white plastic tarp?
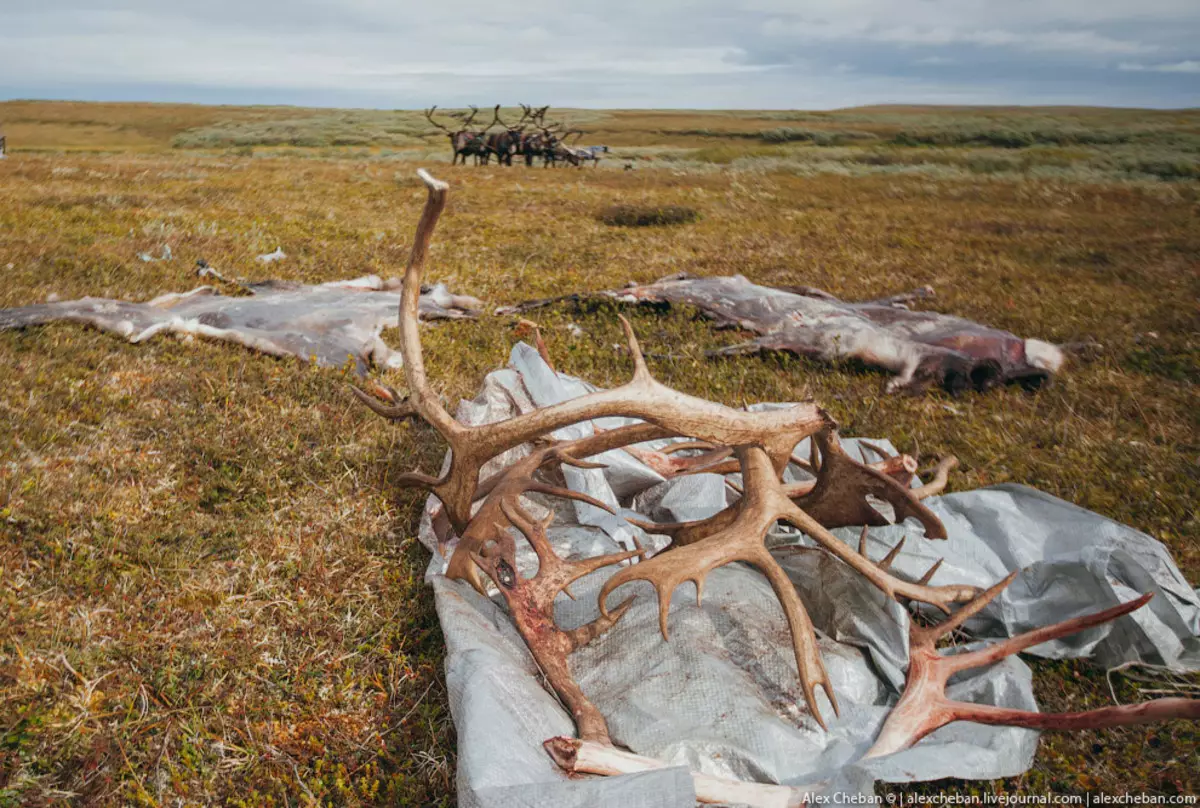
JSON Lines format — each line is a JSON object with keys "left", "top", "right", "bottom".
{"left": 418, "top": 343, "right": 1200, "bottom": 806}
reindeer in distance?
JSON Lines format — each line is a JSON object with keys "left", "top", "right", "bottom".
{"left": 424, "top": 105, "right": 490, "bottom": 166}
{"left": 481, "top": 105, "right": 536, "bottom": 166}
{"left": 521, "top": 105, "right": 605, "bottom": 168}
{"left": 424, "top": 104, "right": 605, "bottom": 168}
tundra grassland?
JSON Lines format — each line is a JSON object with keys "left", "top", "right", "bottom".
{"left": 0, "top": 101, "right": 1198, "bottom": 805}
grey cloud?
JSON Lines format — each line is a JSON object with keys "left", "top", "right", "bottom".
{"left": 1120, "top": 60, "right": 1200, "bottom": 73}
{"left": 1, "top": 1, "right": 1197, "bottom": 108}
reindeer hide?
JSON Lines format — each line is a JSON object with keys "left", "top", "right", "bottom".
{"left": 501, "top": 274, "right": 1064, "bottom": 393}
{"left": 0, "top": 275, "right": 482, "bottom": 374}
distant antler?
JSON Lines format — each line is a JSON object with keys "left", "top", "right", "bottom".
{"left": 482, "top": 104, "right": 502, "bottom": 132}
{"left": 865, "top": 577, "right": 1200, "bottom": 758}
{"left": 423, "top": 106, "right": 453, "bottom": 133}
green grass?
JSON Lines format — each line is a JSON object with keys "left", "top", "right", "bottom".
{"left": 0, "top": 101, "right": 1198, "bottom": 804}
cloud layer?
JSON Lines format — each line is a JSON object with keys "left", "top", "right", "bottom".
{"left": 2, "top": 1, "right": 1197, "bottom": 108}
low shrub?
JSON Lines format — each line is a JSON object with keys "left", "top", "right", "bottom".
{"left": 760, "top": 127, "right": 877, "bottom": 146}
{"left": 597, "top": 204, "right": 700, "bottom": 227}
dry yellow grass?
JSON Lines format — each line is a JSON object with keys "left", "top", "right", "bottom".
{"left": 0, "top": 101, "right": 1197, "bottom": 805}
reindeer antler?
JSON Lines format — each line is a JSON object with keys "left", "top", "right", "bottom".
{"left": 603, "top": 444, "right": 977, "bottom": 729}
{"left": 481, "top": 104, "right": 502, "bottom": 132}
{"left": 423, "top": 106, "right": 453, "bottom": 133}
{"left": 460, "top": 444, "right": 645, "bottom": 744}
{"left": 352, "top": 171, "right": 1195, "bottom": 775}
{"left": 631, "top": 426, "right": 952, "bottom": 552}
{"left": 352, "top": 173, "right": 827, "bottom": 532}
{"left": 865, "top": 577, "right": 1200, "bottom": 758}
{"left": 791, "top": 427, "right": 947, "bottom": 538}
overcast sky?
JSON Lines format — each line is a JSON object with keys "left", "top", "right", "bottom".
{"left": 2, "top": 1, "right": 1197, "bottom": 109}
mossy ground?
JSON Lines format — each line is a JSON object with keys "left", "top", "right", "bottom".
{"left": 1, "top": 102, "right": 1197, "bottom": 804}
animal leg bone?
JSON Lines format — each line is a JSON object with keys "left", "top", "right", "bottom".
{"left": 544, "top": 736, "right": 821, "bottom": 807}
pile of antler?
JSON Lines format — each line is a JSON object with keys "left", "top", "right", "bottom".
{"left": 356, "top": 171, "right": 1198, "bottom": 803}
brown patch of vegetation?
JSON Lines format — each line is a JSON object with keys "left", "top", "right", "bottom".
{"left": 597, "top": 203, "right": 700, "bottom": 227}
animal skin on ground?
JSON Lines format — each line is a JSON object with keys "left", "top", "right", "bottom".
{"left": 500, "top": 273, "right": 1065, "bottom": 393}
{"left": 0, "top": 272, "right": 483, "bottom": 374}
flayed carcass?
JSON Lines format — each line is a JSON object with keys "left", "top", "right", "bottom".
{"left": 354, "top": 170, "right": 1198, "bottom": 804}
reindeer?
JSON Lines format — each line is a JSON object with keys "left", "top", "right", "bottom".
{"left": 544, "top": 127, "right": 588, "bottom": 168}
{"left": 482, "top": 105, "right": 529, "bottom": 167}
{"left": 517, "top": 105, "right": 571, "bottom": 168}
{"left": 514, "top": 105, "right": 552, "bottom": 167}
{"left": 424, "top": 106, "right": 487, "bottom": 166}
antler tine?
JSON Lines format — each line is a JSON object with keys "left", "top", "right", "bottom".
{"left": 601, "top": 446, "right": 840, "bottom": 729}
{"left": 492, "top": 103, "right": 516, "bottom": 130}
{"left": 782, "top": 502, "right": 977, "bottom": 612}
{"left": 499, "top": 496, "right": 558, "bottom": 567}
{"left": 423, "top": 106, "right": 453, "bottom": 133}
{"left": 912, "top": 570, "right": 1018, "bottom": 647}
{"left": 616, "top": 315, "right": 652, "bottom": 381}
{"left": 866, "top": 588, "right": 1199, "bottom": 759}
{"left": 549, "top": 447, "right": 608, "bottom": 471}
{"left": 858, "top": 440, "right": 893, "bottom": 461}
{"left": 943, "top": 591, "right": 1156, "bottom": 675}
{"left": 483, "top": 103, "right": 502, "bottom": 131}
{"left": 513, "top": 317, "right": 554, "bottom": 369}
{"left": 789, "top": 451, "right": 814, "bottom": 472}
{"left": 917, "top": 558, "right": 944, "bottom": 585}
{"left": 463, "top": 105, "right": 480, "bottom": 128}
{"left": 525, "top": 482, "right": 616, "bottom": 516}
{"left": 349, "top": 383, "right": 417, "bottom": 420}
{"left": 661, "top": 440, "right": 717, "bottom": 455}
{"left": 912, "top": 456, "right": 959, "bottom": 500}
{"left": 877, "top": 536, "right": 906, "bottom": 571}
{"left": 565, "top": 596, "right": 636, "bottom": 651}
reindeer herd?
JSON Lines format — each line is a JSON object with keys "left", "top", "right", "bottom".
{"left": 424, "top": 104, "right": 607, "bottom": 168}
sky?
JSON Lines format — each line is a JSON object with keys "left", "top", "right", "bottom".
{"left": 1, "top": 1, "right": 1197, "bottom": 109}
